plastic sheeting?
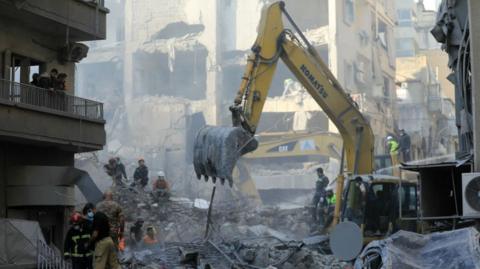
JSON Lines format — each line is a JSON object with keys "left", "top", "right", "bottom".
{"left": 0, "top": 218, "right": 46, "bottom": 266}
{"left": 354, "top": 228, "right": 480, "bottom": 269}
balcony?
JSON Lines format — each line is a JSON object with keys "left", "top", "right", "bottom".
{"left": 0, "top": 0, "right": 108, "bottom": 41}
{"left": 0, "top": 79, "right": 105, "bottom": 152}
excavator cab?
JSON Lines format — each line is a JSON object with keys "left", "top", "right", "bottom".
{"left": 341, "top": 176, "right": 418, "bottom": 241}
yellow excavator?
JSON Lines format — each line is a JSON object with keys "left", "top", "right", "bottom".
{"left": 193, "top": 1, "right": 417, "bottom": 259}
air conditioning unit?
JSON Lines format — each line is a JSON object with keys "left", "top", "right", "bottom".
{"left": 59, "top": 43, "right": 89, "bottom": 63}
{"left": 462, "top": 173, "right": 480, "bottom": 218}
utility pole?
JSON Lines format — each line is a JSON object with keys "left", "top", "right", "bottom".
{"left": 468, "top": 0, "right": 480, "bottom": 172}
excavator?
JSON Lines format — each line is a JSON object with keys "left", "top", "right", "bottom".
{"left": 193, "top": 1, "right": 417, "bottom": 259}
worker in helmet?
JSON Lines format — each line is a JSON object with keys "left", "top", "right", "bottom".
{"left": 143, "top": 225, "right": 159, "bottom": 247}
{"left": 133, "top": 158, "right": 149, "bottom": 188}
{"left": 386, "top": 135, "right": 400, "bottom": 165}
{"left": 323, "top": 189, "right": 336, "bottom": 229}
{"left": 64, "top": 212, "right": 93, "bottom": 269}
{"left": 152, "top": 171, "right": 170, "bottom": 202}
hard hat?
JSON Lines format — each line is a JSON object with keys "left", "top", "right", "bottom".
{"left": 157, "top": 171, "right": 165, "bottom": 177}
{"left": 70, "top": 212, "right": 82, "bottom": 224}
{"left": 387, "top": 136, "right": 393, "bottom": 140}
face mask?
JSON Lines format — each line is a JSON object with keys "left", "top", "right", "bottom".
{"left": 87, "top": 211, "right": 94, "bottom": 220}
{"left": 74, "top": 225, "right": 80, "bottom": 230}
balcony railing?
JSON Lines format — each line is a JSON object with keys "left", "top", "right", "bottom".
{"left": 0, "top": 79, "right": 103, "bottom": 121}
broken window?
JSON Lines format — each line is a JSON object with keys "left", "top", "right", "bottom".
{"left": 395, "top": 38, "right": 416, "bottom": 57}
{"left": 383, "top": 75, "right": 391, "bottom": 101}
{"left": 344, "top": 61, "right": 354, "bottom": 91}
{"left": 344, "top": 0, "right": 355, "bottom": 25}
{"left": 397, "top": 9, "right": 413, "bottom": 27}
{"left": 378, "top": 20, "right": 388, "bottom": 50}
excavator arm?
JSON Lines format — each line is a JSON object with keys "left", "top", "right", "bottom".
{"left": 194, "top": 1, "right": 374, "bottom": 184}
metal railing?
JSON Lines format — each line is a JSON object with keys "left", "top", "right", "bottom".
{"left": 0, "top": 79, "right": 104, "bottom": 121}
{"left": 37, "top": 240, "right": 72, "bottom": 269}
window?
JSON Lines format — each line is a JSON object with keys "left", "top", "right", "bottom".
{"left": 400, "top": 185, "right": 417, "bottom": 217}
{"left": 378, "top": 20, "right": 389, "bottom": 50}
{"left": 396, "top": 38, "right": 416, "bottom": 57}
{"left": 397, "top": 9, "right": 413, "bottom": 27}
{"left": 383, "top": 76, "right": 390, "bottom": 100}
{"left": 344, "top": 61, "right": 354, "bottom": 91}
{"left": 344, "top": 0, "right": 355, "bottom": 25}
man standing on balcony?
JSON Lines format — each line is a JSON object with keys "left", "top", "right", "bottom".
{"left": 49, "top": 68, "right": 58, "bottom": 88}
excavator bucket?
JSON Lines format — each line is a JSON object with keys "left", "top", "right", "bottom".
{"left": 193, "top": 126, "right": 258, "bottom": 186}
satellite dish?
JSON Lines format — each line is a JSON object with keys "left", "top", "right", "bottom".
{"left": 465, "top": 176, "right": 480, "bottom": 211}
{"left": 329, "top": 221, "right": 363, "bottom": 261}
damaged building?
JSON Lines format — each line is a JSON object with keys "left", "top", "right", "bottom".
{"left": 0, "top": 0, "right": 107, "bottom": 265}
{"left": 394, "top": 0, "right": 458, "bottom": 159}
{"left": 77, "top": 0, "right": 400, "bottom": 196}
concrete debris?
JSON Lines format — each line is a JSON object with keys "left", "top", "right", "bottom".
{"left": 108, "top": 184, "right": 347, "bottom": 268}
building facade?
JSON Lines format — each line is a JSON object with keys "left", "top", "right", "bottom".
{"left": 394, "top": 0, "right": 457, "bottom": 158}
{"left": 0, "top": 0, "right": 107, "bottom": 249}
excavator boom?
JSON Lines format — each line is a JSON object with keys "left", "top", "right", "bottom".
{"left": 193, "top": 1, "right": 374, "bottom": 188}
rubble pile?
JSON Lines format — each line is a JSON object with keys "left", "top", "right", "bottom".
{"left": 120, "top": 239, "right": 348, "bottom": 269}
{"left": 111, "top": 185, "right": 348, "bottom": 268}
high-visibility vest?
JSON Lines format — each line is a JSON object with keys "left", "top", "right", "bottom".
{"left": 327, "top": 194, "right": 336, "bottom": 205}
{"left": 388, "top": 140, "right": 399, "bottom": 154}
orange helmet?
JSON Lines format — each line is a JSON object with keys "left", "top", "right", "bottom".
{"left": 70, "top": 212, "right": 82, "bottom": 224}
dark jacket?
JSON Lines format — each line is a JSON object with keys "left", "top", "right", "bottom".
{"left": 133, "top": 165, "right": 149, "bottom": 185}
{"left": 64, "top": 223, "right": 92, "bottom": 260}
{"left": 315, "top": 175, "right": 329, "bottom": 193}
{"left": 399, "top": 133, "right": 411, "bottom": 150}
{"left": 118, "top": 162, "right": 127, "bottom": 179}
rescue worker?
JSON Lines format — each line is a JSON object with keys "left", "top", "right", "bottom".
{"left": 143, "top": 226, "right": 159, "bottom": 247}
{"left": 399, "top": 129, "right": 411, "bottom": 162}
{"left": 82, "top": 202, "right": 96, "bottom": 232}
{"left": 129, "top": 218, "right": 144, "bottom": 249}
{"left": 311, "top": 167, "right": 329, "bottom": 224}
{"left": 91, "top": 212, "right": 120, "bottom": 269}
{"left": 151, "top": 171, "right": 170, "bottom": 202}
{"left": 116, "top": 157, "right": 127, "bottom": 181}
{"left": 386, "top": 135, "right": 400, "bottom": 165}
{"left": 64, "top": 212, "right": 92, "bottom": 269}
{"left": 133, "top": 158, "right": 149, "bottom": 188}
{"left": 323, "top": 189, "right": 336, "bottom": 228}
{"left": 104, "top": 158, "right": 124, "bottom": 187}
{"left": 96, "top": 191, "right": 124, "bottom": 248}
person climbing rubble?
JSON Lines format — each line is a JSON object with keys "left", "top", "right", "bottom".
{"left": 311, "top": 167, "right": 329, "bottom": 225}
{"left": 96, "top": 191, "right": 124, "bottom": 248}
{"left": 151, "top": 171, "right": 170, "bottom": 202}
{"left": 64, "top": 212, "right": 93, "bottom": 269}
{"left": 133, "top": 158, "right": 149, "bottom": 188}
{"left": 103, "top": 158, "right": 124, "bottom": 187}
{"left": 129, "top": 218, "right": 144, "bottom": 249}
{"left": 143, "top": 226, "right": 159, "bottom": 248}
{"left": 116, "top": 157, "right": 128, "bottom": 181}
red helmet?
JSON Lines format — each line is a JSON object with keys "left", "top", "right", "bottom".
{"left": 70, "top": 212, "right": 82, "bottom": 224}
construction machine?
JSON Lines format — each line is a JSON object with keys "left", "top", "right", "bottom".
{"left": 193, "top": 1, "right": 417, "bottom": 258}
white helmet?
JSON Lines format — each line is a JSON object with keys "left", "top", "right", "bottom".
{"left": 387, "top": 136, "right": 393, "bottom": 140}
{"left": 157, "top": 171, "right": 165, "bottom": 177}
